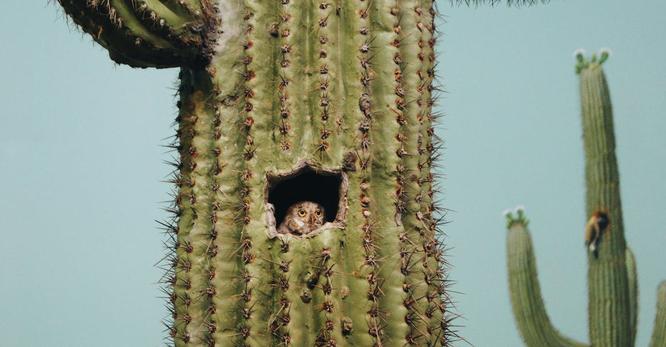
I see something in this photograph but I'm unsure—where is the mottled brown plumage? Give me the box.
[584,211,610,258]
[277,201,325,236]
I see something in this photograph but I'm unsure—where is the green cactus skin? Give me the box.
[504,51,666,347]
[651,282,666,347]
[627,247,639,345]
[579,50,632,347]
[56,0,462,346]
[505,213,588,347]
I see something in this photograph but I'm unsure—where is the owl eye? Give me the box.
[315,209,322,216]
[298,209,306,217]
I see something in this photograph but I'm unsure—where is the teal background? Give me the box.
[1,1,664,346]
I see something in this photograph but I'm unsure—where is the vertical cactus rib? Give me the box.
[366,1,410,345]
[420,1,444,340]
[395,1,431,345]
[284,238,317,346]
[172,71,198,345]
[627,248,638,345]
[169,69,219,345]
[326,232,348,346]
[355,0,384,345]
[207,0,248,342]
[183,70,217,346]
[303,0,320,163]
[314,0,331,164]
[417,1,449,344]
[332,2,374,346]
[302,0,320,162]
[311,236,342,346]
[337,0,365,153]
[579,56,631,347]
[281,0,310,161]
[57,0,216,68]
[340,173,374,347]
[274,1,294,159]
[242,1,281,345]
[290,0,317,161]
[268,240,290,345]
[319,0,343,165]
[505,218,588,347]
[650,281,666,347]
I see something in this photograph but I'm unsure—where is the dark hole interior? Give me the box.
[268,168,342,227]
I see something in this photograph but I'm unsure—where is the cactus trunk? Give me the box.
[579,54,632,347]
[57,0,452,346]
[506,218,588,347]
[168,2,450,345]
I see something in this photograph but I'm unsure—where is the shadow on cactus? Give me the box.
[503,50,666,347]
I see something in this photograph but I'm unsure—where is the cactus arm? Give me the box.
[626,248,639,345]
[506,216,589,347]
[578,52,633,346]
[650,281,666,347]
[57,0,216,68]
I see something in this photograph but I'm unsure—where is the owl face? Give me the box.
[280,201,325,236]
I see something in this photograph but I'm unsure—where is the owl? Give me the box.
[584,211,610,258]
[277,201,325,236]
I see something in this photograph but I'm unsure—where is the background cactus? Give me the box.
[504,51,666,347]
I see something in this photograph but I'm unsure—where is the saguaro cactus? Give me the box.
[56,0,461,346]
[55,0,553,345]
[504,51,666,347]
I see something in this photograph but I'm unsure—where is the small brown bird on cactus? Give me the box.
[584,211,610,258]
[277,201,325,236]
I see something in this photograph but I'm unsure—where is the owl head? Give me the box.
[283,201,325,235]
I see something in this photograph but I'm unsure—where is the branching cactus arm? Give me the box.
[58,0,219,68]
[505,211,589,347]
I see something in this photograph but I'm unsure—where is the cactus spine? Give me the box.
[57,0,458,346]
[504,51,666,347]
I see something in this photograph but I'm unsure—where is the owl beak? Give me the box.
[309,215,316,227]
